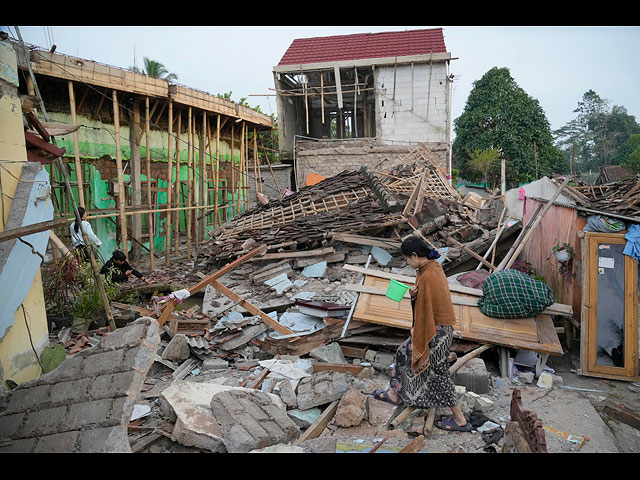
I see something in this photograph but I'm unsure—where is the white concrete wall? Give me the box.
[505,176,578,220]
[375,63,449,144]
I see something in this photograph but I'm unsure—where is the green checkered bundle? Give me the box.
[477,269,555,319]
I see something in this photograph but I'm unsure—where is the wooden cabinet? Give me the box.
[580,232,639,381]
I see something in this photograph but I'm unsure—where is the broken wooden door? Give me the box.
[581,232,639,381]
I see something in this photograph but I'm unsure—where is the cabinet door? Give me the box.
[583,233,638,380]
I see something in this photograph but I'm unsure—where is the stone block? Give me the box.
[66,399,114,430]
[34,431,80,453]
[3,384,51,414]
[210,389,300,453]
[453,357,489,394]
[309,342,347,364]
[83,349,126,377]
[48,378,92,405]
[20,406,68,438]
[334,388,368,428]
[0,412,25,438]
[296,371,365,411]
[0,437,37,453]
[77,426,131,453]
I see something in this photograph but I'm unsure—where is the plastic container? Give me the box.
[385,279,410,302]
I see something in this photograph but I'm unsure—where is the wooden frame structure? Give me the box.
[16,42,276,265]
[580,232,639,381]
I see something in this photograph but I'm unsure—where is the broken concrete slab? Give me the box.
[301,261,327,278]
[159,381,286,453]
[309,342,347,364]
[210,389,300,453]
[296,370,366,411]
[0,317,160,453]
[161,334,190,362]
[264,272,294,295]
[371,246,392,266]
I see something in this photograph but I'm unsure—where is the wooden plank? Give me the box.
[112,90,128,258]
[399,435,425,453]
[294,400,340,446]
[210,280,293,336]
[257,246,334,260]
[67,80,85,208]
[311,363,364,375]
[602,401,640,430]
[156,245,267,326]
[0,218,66,243]
[330,232,401,249]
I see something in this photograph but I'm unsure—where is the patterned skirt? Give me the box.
[389,325,457,409]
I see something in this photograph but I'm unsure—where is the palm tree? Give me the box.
[129,57,178,82]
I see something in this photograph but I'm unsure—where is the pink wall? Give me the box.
[521,198,586,321]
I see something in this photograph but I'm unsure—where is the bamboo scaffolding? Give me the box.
[199,110,207,243]
[112,90,128,258]
[165,101,173,265]
[68,80,86,209]
[231,123,235,217]
[145,96,154,270]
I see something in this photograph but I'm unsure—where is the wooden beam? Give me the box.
[186,107,192,261]
[145,97,154,271]
[68,81,86,209]
[210,280,293,335]
[165,101,173,266]
[440,233,496,271]
[603,401,640,430]
[112,90,128,258]
[0,218,67,243]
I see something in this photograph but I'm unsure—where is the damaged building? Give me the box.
[1,27,639,454]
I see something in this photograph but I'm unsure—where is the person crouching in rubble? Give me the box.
[371,236,473,432]
[100,250,152,285]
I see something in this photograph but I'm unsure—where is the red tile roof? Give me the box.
[277,28,447,66]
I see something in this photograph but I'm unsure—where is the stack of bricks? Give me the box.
[0,317,160,453]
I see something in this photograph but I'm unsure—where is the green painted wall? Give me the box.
[49,112,247,258]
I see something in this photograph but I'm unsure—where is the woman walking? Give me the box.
[372,236,472,431]
[69,207,102,262]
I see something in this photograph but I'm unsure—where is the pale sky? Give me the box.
[5,25,640,134]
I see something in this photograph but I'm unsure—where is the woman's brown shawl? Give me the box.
[409,260,457,375]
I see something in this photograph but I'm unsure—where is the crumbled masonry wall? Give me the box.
[294,138,449,190]
[0,317,160,453]
[246,164,293,205]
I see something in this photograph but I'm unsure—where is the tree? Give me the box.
[453,67,565,186]
[129,57,178,82]
[554,91,640,173]
[468,148,500,186]
[621,134,640,173]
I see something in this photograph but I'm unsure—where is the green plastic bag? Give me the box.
[40,344,67,373]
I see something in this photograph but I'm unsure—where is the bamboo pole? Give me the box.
[145,97,154,271]
[174,110,181,255]
[112,90,128,258]
[215,114,220,227]
[67,80,86,209]
[165,101,173,266]
[252,128,258,203]
[186,107,192,260]
[254,128,262,194]
[244,122,249,211]
[199,110,207,242]
[231,123,235,217]
[205,116,216,228]
[320,72,325,124]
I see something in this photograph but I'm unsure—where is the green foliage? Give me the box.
[129,57,178,82]
[71,263,121,320]
[554,91,640,174]
[621,134,640,173]
[468,148,500,184]
[40,344,67,373]
[453,67,564,186]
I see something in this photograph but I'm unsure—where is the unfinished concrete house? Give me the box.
[272,27,455,188]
